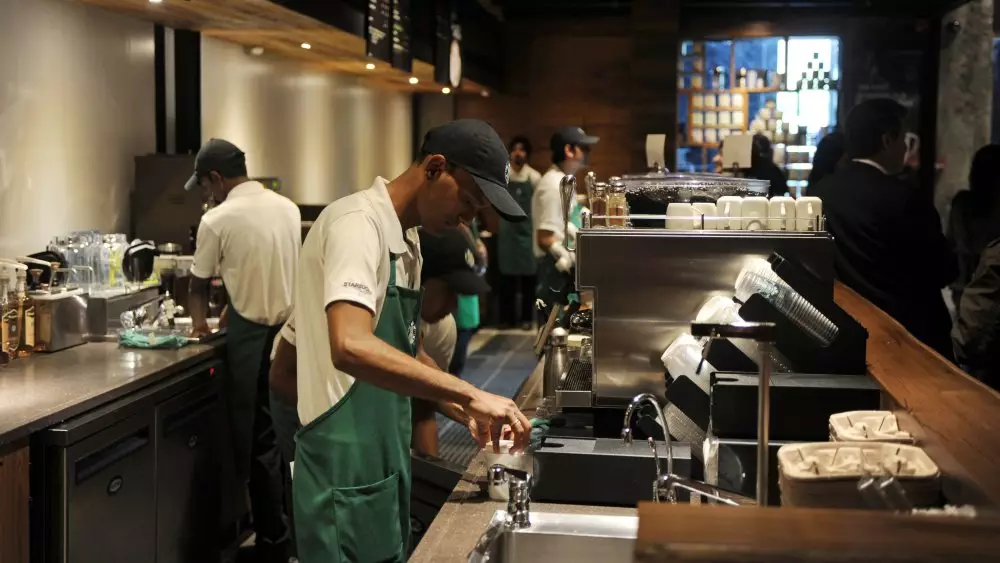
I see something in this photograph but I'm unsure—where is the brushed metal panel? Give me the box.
[576,229,835,404]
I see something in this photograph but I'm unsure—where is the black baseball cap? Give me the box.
[420,119,527,222]
[549,126,600,155]
[183,138,247,191]
[418,228,490,295]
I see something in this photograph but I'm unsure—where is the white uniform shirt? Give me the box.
[191,181,300,326]
[295,177,422,426]
[509,163,541,188]
[532,166,569,258]
[420,314,457,371]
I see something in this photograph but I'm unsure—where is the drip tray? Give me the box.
[557,359,593,408]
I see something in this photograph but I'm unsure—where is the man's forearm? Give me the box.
[189,277,210,328]
[335,330,479,406]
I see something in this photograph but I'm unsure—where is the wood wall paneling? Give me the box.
[0,444,30,563]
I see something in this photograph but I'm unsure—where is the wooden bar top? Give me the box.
[833,282,1000,507]
[635,504,1000,562]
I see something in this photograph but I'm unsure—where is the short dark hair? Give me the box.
[509,135,532,156]
[845,99,907,159]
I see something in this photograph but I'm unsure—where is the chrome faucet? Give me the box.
[622,393,675,495]
[488,465,532,529]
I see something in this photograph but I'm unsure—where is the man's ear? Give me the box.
[423,154,447,179]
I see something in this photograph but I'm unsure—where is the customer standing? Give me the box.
[185,138,300,563]
[498,136,540,330]
[291,119,531,563]
[533,126,599,305]
[948,144,1000,304]
[810,99,957,360]
[748,134,789,198]
[952,239,1000,391]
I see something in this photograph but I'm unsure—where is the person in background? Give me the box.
[498,136,541,330]
[952,239,1000,391]
[811,99,957,360]
[748,134,788,198]
[533,126,599,305]
[413,226,492,455]
[291,119,531,562]
[806,131,846,189]
[185,138,300,563]
[450,221,487,377]
[948,144,1000,305]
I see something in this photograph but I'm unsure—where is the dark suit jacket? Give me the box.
[811,161,958,359]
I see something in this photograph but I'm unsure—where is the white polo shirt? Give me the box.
[295,177,422,426]
[532,166,569,258]
[191,180,300,326]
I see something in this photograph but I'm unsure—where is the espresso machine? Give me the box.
[531,171,878,506]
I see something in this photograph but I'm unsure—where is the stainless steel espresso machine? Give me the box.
[531,171,879,507]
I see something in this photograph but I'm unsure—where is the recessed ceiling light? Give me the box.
[408,77,419,85]
[365,62,376,70]
[441,87,451,94]
[300,42,312,50]
[149,0,163,4]
[249,46,264,56]
[480,90,490,98]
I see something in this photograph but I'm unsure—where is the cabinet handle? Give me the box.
[187,434,199,449]
[107,475,124,496]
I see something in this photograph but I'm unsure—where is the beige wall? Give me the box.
[200,37,414,205]
[0,0,156,257]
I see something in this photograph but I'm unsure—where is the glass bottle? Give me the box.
[607,181,629,229]
[1,276,19,362]
[590,183,609,227]
[16,270,34,357]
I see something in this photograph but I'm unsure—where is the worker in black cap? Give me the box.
[412,226,491,456]
[287,119,531,562]
[184,138,300,562]
[532,126,599,309]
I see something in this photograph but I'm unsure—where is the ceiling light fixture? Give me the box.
[365,62,376,70]
[300,42,312,50]
[249,46,264,56]
[148,0,163,4]
[481,90,490,98]
[408,77,419,85]
[441,87,451,94]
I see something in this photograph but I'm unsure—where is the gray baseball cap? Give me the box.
[183,138,247,191]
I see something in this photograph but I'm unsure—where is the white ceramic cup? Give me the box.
[716,196,743,230]
[692,202,719,230]
[796,197,823,231]
[666,202,699,230]
[742,197,769,231]
[768,196,797,231]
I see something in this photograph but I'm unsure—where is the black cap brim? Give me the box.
[471,173,528,222]
[578,135,600,146]
[183,174,199,192]
[441,270,491,295]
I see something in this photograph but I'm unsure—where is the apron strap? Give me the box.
[388,253,398,287]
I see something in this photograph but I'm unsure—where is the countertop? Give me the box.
[409,359,637,563]
[0,341,222,446]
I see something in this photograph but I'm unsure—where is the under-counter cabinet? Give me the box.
[31,360,222,563]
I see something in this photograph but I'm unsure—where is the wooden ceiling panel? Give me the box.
[72,0,487,94]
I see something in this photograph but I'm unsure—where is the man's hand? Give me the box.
[218,305,229,329]
[463,390,532,453]
[190,323,212,338]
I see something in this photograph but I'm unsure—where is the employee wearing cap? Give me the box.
[292,119,532,562]
[412,226,492,456]
[185,139,300,561]
[532,126,599,304]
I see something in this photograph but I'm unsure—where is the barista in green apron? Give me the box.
[532,126,599,315]
[498,136,541,329]
[184,138,300,562]
[290,120,533,563]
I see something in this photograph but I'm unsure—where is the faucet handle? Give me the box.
[488,464,531,487]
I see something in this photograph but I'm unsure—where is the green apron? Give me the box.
[294,254,422,563]
[498,177,535,276]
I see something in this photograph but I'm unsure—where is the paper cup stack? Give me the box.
[777,442,941,509]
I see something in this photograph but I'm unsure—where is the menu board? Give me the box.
[366,0,392,63]
[391,0,412,73]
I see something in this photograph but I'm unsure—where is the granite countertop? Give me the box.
[409,359,638,563]
[0,341,221,446]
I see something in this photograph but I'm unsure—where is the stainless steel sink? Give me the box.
[469,510,637,563]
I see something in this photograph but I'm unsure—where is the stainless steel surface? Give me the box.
[617,172,769,205]
[656,472,756,506]
[621,393,674,478]
[33,290,90,352]
[489,465,532,529]
[690,321,777,341]
[542,328,569,405]
[86,286,161,338]
[533,303,563,358]
[470,511,637,563]
[575,229,834,404]
[0,341,220,446]
[559,175,576,248]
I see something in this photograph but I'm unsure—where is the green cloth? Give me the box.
[528,417,551,453]
[118,330,191,349]
[293,254,421,563]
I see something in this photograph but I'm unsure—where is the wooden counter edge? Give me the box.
[833,282,1000,507]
